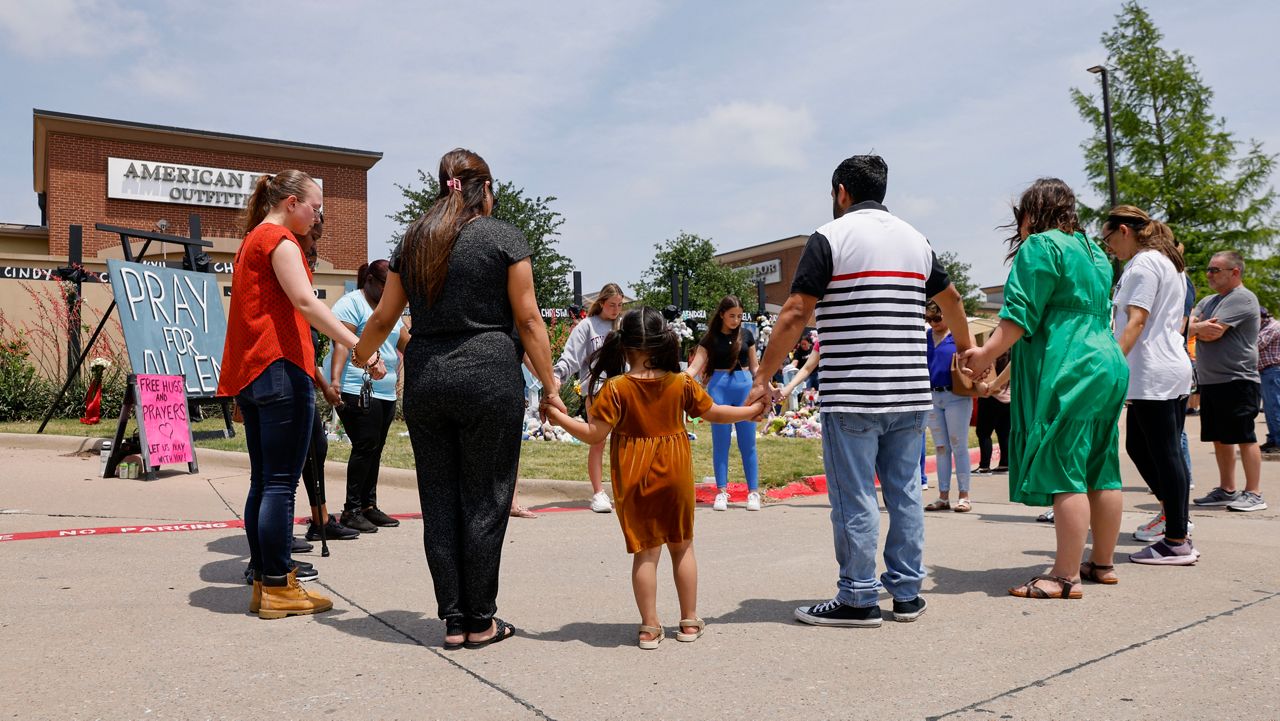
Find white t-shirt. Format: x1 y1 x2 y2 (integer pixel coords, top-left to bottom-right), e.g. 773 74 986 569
1112 250 1193 400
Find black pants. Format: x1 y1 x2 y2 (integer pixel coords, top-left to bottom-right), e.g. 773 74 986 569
336 395 397 512
976 397 1010 469
1126 399 1190 539
299 408 327 509
403 333 523 632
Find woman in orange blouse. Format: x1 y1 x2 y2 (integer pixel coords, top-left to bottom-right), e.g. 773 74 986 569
218 170 382 620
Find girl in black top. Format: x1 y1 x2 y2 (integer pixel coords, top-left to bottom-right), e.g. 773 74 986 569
687 296 761 511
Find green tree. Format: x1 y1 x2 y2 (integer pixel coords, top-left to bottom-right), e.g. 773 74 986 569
1071 1 1279 309
631 232 755 315
388 171 574 307
938 251 981 316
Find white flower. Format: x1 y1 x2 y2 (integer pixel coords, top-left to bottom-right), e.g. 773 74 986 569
89 357 112 372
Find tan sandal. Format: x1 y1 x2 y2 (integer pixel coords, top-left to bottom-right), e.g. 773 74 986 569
953 498 971 513
638 624 664 650
1080 561 1118 585
676 617 705 642
924 499 950 511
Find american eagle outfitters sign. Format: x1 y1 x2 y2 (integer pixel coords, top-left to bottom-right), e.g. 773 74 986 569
106 157 321 209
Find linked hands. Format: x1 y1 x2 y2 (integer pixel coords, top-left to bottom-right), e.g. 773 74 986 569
746 380 783 421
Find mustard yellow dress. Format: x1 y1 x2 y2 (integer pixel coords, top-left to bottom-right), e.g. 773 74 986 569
589 372 714 552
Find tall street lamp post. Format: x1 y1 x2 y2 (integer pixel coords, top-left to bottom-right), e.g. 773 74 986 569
1088 65 1118 209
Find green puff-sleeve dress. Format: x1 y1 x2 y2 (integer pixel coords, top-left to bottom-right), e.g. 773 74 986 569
999 229 1128 506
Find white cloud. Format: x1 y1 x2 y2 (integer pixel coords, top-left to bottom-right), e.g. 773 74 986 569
667 102 816 171
0 0 148 58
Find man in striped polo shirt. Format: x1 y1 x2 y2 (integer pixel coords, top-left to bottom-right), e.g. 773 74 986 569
753 154 972 627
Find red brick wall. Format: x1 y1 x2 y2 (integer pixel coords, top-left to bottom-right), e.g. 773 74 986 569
45 132 369 271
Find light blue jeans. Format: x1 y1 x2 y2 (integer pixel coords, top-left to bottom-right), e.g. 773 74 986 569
821 410 928 607
929 390 972 494
707 370 759 491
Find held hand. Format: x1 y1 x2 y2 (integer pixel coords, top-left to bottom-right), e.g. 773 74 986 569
367 357 388 381
323 384 344 407
746 382 772 411
960 347 992 378
539 393 568 423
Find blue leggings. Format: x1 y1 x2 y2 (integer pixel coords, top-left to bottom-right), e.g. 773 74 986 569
706 370 759 492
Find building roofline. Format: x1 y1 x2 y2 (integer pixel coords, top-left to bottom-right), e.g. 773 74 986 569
715 234 808 264
33 109 383 192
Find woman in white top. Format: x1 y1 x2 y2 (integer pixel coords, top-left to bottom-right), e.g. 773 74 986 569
1103 205 1196 568
553 283 625 513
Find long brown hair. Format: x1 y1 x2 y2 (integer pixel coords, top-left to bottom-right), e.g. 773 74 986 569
696 295 745 374
241 169 317 236
1003 178 1081 262
588 283 624 317
399 149 493 305
1104 205 1185 272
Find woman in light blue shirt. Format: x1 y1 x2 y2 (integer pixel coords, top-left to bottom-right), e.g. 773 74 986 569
330 260 409 533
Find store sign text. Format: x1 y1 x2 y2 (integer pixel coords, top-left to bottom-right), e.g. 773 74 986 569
107 157 320 209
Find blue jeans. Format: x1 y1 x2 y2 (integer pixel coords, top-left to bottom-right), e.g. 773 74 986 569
707 370 759 491
821 410 928 606
1262 365 1280 446
929 390 972 494
919 432 927 485
237 360 314 577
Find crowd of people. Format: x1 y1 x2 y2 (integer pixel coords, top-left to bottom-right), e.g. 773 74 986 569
217 149 1271 646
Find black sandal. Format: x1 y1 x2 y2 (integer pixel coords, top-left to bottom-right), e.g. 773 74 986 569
1080 561 1118 585
463 618 516 650
443 618 466 650
1009 574 1082 599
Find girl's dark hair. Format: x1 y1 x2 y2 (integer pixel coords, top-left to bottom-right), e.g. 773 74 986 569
363 259 390 306
242 169 317 236
1104 204 1185 272
1002 178 1080 261
399 148 493 306
583 307 681 399
696 295 745 377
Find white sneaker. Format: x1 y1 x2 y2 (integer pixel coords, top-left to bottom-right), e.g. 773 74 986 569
746 492 761 512
713 491 729 511
1133 513 1166 542
590 491 613 513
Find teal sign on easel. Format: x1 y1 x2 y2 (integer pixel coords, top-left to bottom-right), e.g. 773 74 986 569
106 259 228 399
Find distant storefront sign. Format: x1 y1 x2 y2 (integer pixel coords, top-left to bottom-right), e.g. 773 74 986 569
106 157 320 209
741 258 782 285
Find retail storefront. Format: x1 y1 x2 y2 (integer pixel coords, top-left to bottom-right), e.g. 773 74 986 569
0 109 381 374
714 234 808 314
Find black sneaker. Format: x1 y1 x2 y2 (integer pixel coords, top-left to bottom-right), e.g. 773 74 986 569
363 507 400 528
290 560 318 581
891 596 927 622
341 510 378 534
306 515 361 541
1260 443 1280 455
291 537 314 554
244 564 255 585
992 466 1009 474
794 598 881 627
975 467 992 475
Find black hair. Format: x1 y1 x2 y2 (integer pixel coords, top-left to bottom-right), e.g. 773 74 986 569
832 154 888 204
583 307 681 399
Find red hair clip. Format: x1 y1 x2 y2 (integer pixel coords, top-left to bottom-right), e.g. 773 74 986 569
446 178 462 192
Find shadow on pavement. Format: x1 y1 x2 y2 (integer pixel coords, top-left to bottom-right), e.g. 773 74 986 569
524 598 816 647
189 584 253 616
316 609 439 646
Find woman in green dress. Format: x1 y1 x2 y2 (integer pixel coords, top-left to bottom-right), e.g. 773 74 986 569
962 178 1128 599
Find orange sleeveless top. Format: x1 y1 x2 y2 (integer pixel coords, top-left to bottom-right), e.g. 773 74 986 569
216 223 315 397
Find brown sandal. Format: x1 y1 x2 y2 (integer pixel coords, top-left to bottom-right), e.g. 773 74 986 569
924 499 951 511
1009 574 1082 599
1080 561 1118 585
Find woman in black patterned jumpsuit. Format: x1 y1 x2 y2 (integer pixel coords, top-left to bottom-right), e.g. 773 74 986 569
353 149 563 649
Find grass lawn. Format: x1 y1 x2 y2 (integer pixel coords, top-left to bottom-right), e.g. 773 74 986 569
2 417 825 489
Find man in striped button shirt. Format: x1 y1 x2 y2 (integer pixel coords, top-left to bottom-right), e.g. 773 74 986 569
753 154 972 628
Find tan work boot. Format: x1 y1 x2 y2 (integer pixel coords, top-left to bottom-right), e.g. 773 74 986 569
250 579 262 614
258 569 333 620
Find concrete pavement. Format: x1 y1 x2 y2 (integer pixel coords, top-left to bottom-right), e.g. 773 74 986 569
0 414 1276 721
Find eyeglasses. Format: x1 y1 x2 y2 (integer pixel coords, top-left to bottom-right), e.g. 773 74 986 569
1205 267 1227 275
925 316 943 323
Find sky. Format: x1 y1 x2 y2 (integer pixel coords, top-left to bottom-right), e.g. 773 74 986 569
1 1 1276 298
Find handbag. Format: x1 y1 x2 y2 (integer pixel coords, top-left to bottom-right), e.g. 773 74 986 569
950 353 992 398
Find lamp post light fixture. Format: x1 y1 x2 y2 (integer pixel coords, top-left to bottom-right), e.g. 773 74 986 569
1088 65 1119 209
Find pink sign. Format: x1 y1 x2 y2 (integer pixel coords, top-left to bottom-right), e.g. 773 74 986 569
135 374 193 466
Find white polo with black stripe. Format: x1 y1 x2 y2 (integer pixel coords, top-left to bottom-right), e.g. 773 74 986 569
790 200 951 414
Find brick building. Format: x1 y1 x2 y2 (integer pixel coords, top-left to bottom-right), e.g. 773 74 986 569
714 234 808 313
0 109 381 376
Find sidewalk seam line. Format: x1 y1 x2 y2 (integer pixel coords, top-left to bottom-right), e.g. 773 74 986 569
925 589 1280 720
206 478 241 520
314 581 556 721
